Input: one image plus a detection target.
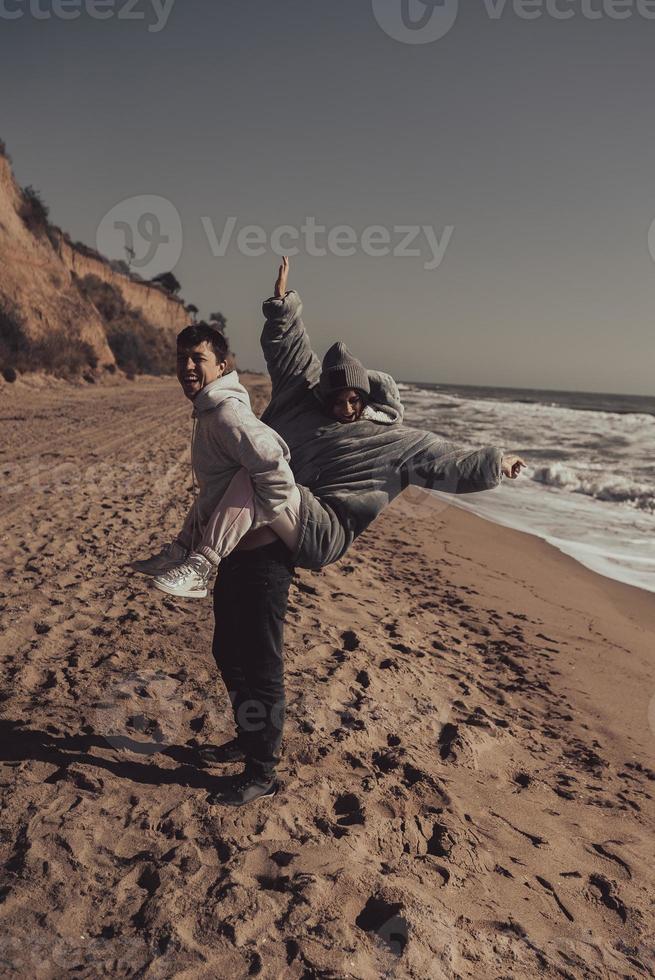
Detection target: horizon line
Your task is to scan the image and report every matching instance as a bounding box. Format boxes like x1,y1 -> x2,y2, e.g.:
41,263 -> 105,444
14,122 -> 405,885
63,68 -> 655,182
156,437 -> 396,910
400,380 -> 654,400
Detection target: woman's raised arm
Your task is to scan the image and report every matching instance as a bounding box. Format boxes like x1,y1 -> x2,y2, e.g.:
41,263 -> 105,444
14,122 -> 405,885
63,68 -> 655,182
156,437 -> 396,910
260,257 -> 322,404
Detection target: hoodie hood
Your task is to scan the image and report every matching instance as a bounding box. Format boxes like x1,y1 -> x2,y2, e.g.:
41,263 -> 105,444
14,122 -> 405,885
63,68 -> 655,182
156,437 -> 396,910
192,372 -> 251,417
313,367 -> 403,425
365,370 -> 404,424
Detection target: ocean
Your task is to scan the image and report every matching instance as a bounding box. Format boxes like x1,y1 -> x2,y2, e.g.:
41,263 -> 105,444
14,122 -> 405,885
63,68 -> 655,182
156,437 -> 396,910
398,382 -> 655,595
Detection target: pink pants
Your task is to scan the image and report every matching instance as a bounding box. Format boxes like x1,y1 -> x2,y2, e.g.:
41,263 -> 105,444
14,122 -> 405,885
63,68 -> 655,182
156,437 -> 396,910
193,469 -> 302,566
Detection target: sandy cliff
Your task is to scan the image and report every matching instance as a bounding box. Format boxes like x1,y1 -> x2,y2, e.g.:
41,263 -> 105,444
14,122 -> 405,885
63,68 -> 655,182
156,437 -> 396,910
0,153 -> 115,370
55,235 -> 188,337
0,149 -> 188,377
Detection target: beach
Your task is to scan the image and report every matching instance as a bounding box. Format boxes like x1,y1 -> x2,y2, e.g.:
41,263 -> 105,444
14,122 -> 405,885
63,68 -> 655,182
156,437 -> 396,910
0,375 -> 653,979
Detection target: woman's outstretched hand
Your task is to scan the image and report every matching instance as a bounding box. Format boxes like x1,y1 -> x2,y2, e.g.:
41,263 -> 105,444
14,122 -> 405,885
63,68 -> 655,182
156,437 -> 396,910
501,454 -> 527,479
274,256 -> 290,298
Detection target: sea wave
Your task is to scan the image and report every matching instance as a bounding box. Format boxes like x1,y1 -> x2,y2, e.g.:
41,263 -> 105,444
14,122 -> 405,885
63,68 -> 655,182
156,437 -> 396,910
530,463 -> 655,512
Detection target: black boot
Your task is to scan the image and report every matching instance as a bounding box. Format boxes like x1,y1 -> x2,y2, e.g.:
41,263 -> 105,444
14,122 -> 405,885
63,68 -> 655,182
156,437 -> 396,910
207,764 -> 277,807
198,737 -> 246,766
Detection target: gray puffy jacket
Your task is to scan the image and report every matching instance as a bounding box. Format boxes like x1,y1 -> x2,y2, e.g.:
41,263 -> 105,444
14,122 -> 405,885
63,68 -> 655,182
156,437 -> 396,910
260,291 -> 504,570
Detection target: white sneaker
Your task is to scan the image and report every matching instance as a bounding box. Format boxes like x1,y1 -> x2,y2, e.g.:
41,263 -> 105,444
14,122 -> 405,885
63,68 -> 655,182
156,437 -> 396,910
131,541 -> 188,577
152,554 -> 213,599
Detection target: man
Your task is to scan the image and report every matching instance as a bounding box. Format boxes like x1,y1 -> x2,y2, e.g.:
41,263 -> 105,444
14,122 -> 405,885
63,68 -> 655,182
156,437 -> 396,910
207,259 -> 525,806
131,322 -> 302,808
133,322 -> 295,597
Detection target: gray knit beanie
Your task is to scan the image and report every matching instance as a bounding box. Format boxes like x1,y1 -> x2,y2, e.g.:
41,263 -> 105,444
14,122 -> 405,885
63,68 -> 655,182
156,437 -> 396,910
319,342 -> 370,400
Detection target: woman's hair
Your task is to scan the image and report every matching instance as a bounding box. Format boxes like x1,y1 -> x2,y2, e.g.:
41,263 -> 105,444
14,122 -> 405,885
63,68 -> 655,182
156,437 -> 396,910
177,323 -> 229,362
327,388 -> 368,408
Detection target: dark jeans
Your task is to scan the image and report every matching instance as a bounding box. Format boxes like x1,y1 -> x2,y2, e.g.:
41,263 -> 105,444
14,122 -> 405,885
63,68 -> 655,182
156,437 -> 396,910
211,540 -> 294,780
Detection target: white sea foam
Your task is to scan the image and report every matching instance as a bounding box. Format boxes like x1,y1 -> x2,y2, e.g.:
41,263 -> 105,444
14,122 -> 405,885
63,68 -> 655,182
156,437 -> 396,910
531,462 -> 654,512
399,384 -> 655,594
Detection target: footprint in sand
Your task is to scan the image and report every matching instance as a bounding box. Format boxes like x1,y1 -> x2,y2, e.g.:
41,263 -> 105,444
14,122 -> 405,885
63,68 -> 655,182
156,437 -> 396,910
438,722 -> 459,761
372,748 -> 404,774
589,841 -> 632,879
333,792 -> 366,827
270,850 -> 297,868
355,896 -> 409,958
341,630 -> 360,652
535,875 -> 575,922
586,873 -> 628,923
402,763 -> 429,789
513,771 -> 532,791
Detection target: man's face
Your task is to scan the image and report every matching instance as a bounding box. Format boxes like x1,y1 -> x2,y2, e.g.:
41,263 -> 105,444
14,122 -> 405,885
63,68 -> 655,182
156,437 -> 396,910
330,388 -> 365,424
176,341 -> 226,400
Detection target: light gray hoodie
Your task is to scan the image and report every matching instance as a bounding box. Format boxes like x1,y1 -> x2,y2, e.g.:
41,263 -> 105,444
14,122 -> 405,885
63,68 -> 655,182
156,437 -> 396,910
177,372 -> 295,550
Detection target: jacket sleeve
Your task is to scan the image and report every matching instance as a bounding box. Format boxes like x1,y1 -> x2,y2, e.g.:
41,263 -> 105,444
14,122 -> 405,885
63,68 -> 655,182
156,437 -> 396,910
260,290 -> 322,399
401,434 -> 504,495
216,401 -> 297,528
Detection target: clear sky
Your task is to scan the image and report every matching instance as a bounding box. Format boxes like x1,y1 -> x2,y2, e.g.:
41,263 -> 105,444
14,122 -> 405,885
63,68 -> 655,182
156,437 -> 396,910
1,0 -> 654,394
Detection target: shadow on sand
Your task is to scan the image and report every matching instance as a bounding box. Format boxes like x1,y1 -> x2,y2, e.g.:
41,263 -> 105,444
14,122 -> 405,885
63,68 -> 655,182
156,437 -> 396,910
0,718 -> 228,792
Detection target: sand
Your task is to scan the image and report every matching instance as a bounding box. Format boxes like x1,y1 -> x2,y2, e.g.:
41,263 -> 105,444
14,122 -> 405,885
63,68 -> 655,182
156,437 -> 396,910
0,375 -> 653,979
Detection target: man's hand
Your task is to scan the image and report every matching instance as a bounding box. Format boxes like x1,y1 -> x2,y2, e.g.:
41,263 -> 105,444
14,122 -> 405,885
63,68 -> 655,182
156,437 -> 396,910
501,454 -> 527,479
274,256 -> 289,298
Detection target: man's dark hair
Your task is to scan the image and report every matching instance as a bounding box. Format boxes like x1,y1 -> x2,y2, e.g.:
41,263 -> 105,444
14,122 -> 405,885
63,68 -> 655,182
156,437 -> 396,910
177,322 -> 229,362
